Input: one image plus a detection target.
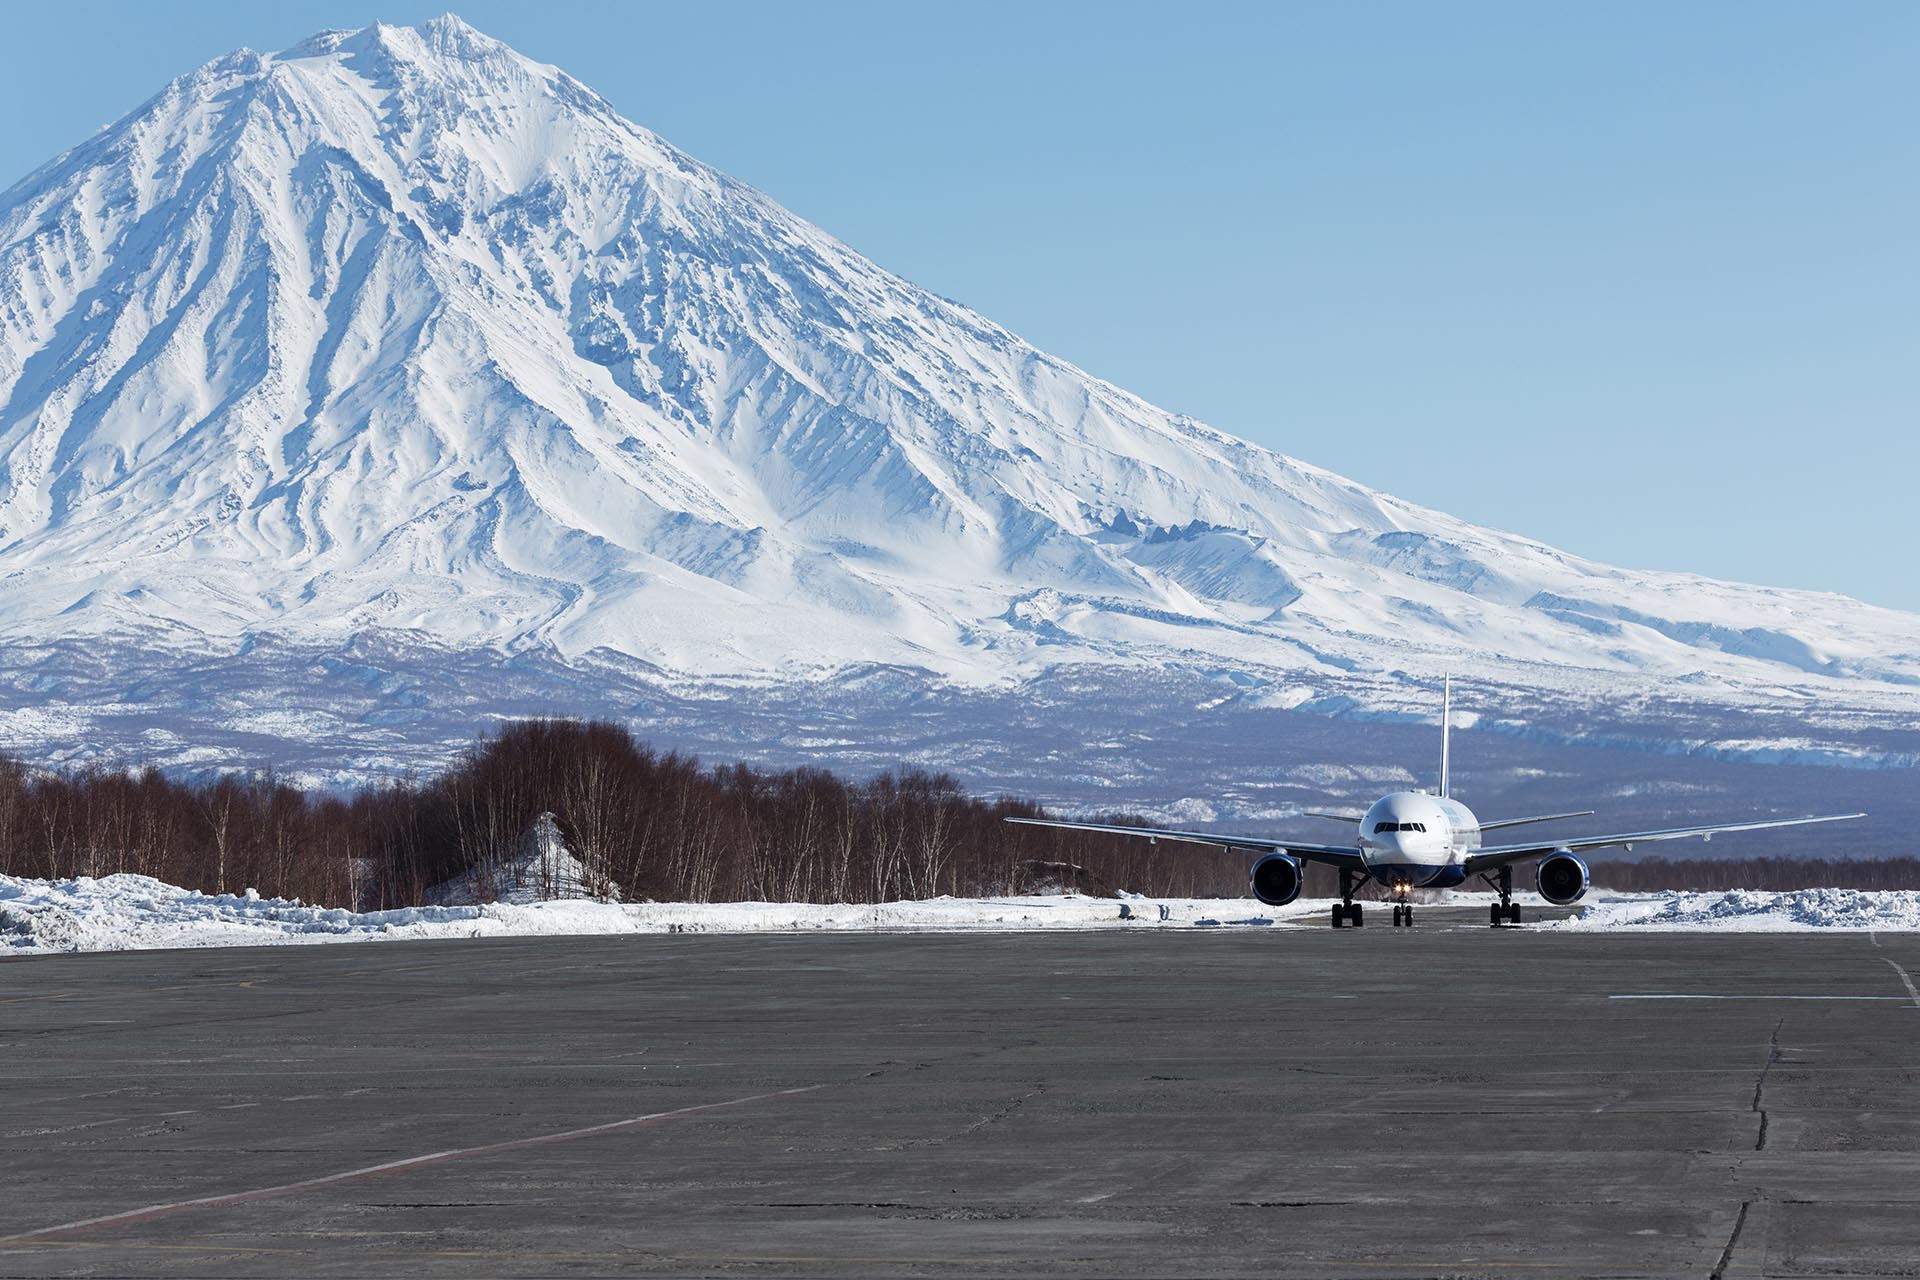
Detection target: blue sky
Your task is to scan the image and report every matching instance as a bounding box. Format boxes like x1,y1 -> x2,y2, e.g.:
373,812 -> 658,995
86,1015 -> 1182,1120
3,2 -> 1914,608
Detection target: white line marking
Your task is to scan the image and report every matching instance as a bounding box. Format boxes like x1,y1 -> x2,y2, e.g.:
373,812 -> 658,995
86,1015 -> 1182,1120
1609,995 -> 1906,1001
0,1085 -> 822,1246
1882,960 -> 1920,1009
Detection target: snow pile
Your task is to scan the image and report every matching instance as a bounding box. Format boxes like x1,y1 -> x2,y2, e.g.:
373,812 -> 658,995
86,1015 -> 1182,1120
427,813 -> 615,906
0,873 -> 1330,956
1548,889 -> 1920,932
7,874 -> 1919,953
0,875 -> 497,954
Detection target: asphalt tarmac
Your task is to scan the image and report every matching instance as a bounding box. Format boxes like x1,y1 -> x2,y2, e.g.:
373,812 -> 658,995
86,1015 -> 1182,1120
2,905 -> 1918,1277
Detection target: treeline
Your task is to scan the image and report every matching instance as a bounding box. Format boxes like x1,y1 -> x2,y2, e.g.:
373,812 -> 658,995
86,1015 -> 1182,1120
0,721 -> 1251,907
0,722 -> 1909,908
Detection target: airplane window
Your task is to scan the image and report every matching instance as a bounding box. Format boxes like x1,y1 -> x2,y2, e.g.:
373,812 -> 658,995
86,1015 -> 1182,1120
1374,822 -> 1393,833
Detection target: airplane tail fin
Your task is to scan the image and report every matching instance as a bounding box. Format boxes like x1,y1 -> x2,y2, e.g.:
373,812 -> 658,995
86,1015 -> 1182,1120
1440,676 -> 1452,799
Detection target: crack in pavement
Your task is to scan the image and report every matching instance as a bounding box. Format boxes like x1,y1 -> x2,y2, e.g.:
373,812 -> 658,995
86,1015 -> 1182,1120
1709,1199 -> 1751,1280
1751,1018 -> 1783,1151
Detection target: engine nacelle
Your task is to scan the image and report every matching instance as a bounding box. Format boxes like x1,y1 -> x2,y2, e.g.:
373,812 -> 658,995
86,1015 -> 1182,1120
1536,851 -> 1590,905
1250,853 -> 1304,906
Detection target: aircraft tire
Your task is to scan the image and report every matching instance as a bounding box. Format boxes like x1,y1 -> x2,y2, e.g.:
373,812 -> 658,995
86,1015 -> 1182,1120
1331,905 -> 1345,929
1350,903 -> 1364,928
1490,902 -> 1503,927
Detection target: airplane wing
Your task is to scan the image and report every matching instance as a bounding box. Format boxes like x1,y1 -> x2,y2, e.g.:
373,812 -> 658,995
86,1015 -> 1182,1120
1477,810 -> 1595,831
1463,812 -> 1865,875
1302,810 -> 1366,823
1004,816 -> 1365,870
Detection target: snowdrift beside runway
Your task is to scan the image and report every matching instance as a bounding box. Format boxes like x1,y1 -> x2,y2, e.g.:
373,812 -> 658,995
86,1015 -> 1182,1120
1542,888 -> 1920,932
5,874 -> 1920,954
0,873 -> 1328,955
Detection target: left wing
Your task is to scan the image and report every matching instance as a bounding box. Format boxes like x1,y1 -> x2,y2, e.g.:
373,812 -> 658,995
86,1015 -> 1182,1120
1004,816 -> 1365,870
1464,812 -> 1865,875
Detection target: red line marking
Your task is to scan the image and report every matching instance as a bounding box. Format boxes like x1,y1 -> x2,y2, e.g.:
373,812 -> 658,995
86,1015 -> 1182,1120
0,1085 -> 822,1245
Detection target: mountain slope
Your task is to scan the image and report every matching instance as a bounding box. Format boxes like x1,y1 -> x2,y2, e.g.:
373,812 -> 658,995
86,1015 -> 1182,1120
0,15 -> 1915,780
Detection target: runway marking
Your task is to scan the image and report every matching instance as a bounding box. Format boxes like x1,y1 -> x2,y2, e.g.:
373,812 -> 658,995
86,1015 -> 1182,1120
2,1238 -> 631,1263
1882,959 -> 1920,1009
3,1088 -> 409,1141
0,1084 -> 823,1246
0,1237 -> 1588,1270
0,1061 -> 725,1082
1610,994 -> 1907,1001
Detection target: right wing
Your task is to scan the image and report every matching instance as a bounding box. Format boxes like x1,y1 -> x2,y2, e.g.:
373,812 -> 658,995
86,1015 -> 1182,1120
1003,816 -> 1365,870
1477,810 -> 1595,831
1464,812 -> 1864,875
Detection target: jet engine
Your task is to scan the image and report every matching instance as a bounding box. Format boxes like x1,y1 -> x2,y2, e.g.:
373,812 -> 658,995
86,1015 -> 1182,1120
1536,851 -> 1590,905
1250,852 -> 1304,906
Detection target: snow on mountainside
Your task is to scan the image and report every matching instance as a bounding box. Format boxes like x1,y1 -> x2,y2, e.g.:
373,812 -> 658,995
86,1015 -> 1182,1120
0,15 -> 1915,782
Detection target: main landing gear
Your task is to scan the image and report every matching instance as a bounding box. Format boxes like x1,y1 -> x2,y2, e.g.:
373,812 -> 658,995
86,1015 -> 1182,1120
1481,865 -> 1522,927
1330,867 -> 1367,928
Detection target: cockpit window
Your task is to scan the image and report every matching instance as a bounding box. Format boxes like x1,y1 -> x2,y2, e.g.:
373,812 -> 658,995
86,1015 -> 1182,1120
1372,821 -> 1429,833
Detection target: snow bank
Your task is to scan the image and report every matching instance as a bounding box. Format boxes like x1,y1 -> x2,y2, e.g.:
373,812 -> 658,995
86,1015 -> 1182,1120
1542,888 -> 1920,932
0,874 -> 1330,956
8,876 -> 1918,955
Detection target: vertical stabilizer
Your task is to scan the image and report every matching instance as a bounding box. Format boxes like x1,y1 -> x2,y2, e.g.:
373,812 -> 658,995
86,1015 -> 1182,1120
1440,676 -> 1452,798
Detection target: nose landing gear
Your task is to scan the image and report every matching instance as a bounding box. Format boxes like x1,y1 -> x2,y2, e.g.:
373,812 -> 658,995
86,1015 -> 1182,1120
1391,902 -> 1415,927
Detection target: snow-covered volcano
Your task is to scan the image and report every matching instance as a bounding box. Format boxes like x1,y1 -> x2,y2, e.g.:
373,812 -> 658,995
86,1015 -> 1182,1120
0,16 -> 1915,784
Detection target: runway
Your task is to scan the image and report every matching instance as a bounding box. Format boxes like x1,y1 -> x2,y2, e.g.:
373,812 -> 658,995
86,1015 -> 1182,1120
3,906 -> 1917,1277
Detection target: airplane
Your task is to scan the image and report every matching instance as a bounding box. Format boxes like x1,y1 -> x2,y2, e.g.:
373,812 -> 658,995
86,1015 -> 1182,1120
1006,679 -> 1865,929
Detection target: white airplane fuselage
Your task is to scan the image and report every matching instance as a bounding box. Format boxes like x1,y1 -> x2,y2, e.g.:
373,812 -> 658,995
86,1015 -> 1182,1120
1358,791 -> 1480,890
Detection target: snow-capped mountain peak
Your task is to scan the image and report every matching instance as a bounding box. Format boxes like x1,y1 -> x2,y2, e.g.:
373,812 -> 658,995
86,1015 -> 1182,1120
0,15 -> 1915,762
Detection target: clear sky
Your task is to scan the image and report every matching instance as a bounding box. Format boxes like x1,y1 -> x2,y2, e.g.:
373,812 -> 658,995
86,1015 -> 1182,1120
2,2 -> 1914,609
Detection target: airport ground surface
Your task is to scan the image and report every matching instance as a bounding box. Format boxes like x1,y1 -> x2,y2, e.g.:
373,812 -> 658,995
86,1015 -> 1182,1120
2,904 -> 1918,1278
